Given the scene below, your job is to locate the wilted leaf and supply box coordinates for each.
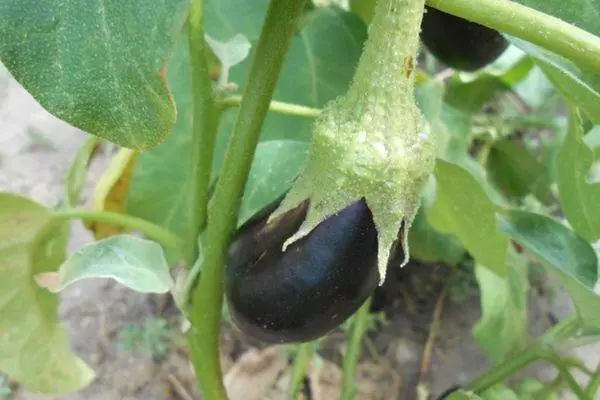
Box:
[0,193,94,394]
[86,148,140,239]
[498,210,600,331]
[557,109,600,241]
[428,160,508,276]
[0,0,188,149]
[36,235,173,294]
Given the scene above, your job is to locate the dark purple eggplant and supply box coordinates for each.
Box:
[420,6,509,71]
[225,197,380,344]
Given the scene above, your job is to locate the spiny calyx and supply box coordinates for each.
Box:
[270,0,435,283]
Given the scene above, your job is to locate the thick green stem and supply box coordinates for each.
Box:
[427,0,600,72]
[341,298,372,400]
[186,0,219,269]
[187,1,307,399]
[52,209,182,251]
[219,95,321,119]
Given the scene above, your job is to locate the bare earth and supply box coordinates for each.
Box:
[0,65,597,400]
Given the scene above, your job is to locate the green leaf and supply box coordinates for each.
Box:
[238,140,309,225]
[446,49,534,113]
[509,37,600,124]
[0,193,94,394]
[66,136,101,208]
[557,110,600,241]
[349,0,376,22]
[512,1,600,37]
[127,5,367,237]
[428,160,508,276]
[584,125,600,158]
[409,207,465,265]
[486,137,551,201]
[473,249,529,364]
[0,1,188,150]
[480,384,520,400]
[35,235,173,294]
[514,379,559,400]
[497,210,600,332]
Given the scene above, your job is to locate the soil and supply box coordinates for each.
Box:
[0,64,598,400]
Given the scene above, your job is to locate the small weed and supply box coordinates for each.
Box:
[118,317,172,360]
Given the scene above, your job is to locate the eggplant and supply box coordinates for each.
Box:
[420,6,509,71]
[225,197,380,344]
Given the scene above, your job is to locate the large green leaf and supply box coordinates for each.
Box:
[513,1,600,37]
[557,110,600,241]
[473,250,529,364]
[127,5,367,237]
[35,235,173,294]
[0,193,94,394]
[0,0,188,150]
[428,160,508,276]
[508,37,600,124]
[498,210,600,332]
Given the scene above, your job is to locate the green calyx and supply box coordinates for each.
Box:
[270,0,435,283]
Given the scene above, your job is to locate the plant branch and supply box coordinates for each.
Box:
[187,1,307,399]
[53,209,183,252]
[186,0,220,269]
[341,298,372,400]
[585,362,600,397]
[426,0,600,72]
[289,341,319,398]
[218,95,321,119]
[542,352,591,400]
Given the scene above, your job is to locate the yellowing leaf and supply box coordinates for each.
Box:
[0,193,94,394]
[85,148,140,239]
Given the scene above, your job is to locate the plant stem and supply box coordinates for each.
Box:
[52,209,182,251]
[586,362,600,397]
[187,1,307,399]
[185,0,219,269]
[466,346,543,393]
[426,0,600,72]
[533,374,564,400]
[341,298,372,400]
[219,95,321,119]
[288,341,319,398]
[466,316,581,393]
[542,352,591,400]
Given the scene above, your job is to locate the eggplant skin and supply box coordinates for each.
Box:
[420,6,509,71]
[225,198,380,344]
